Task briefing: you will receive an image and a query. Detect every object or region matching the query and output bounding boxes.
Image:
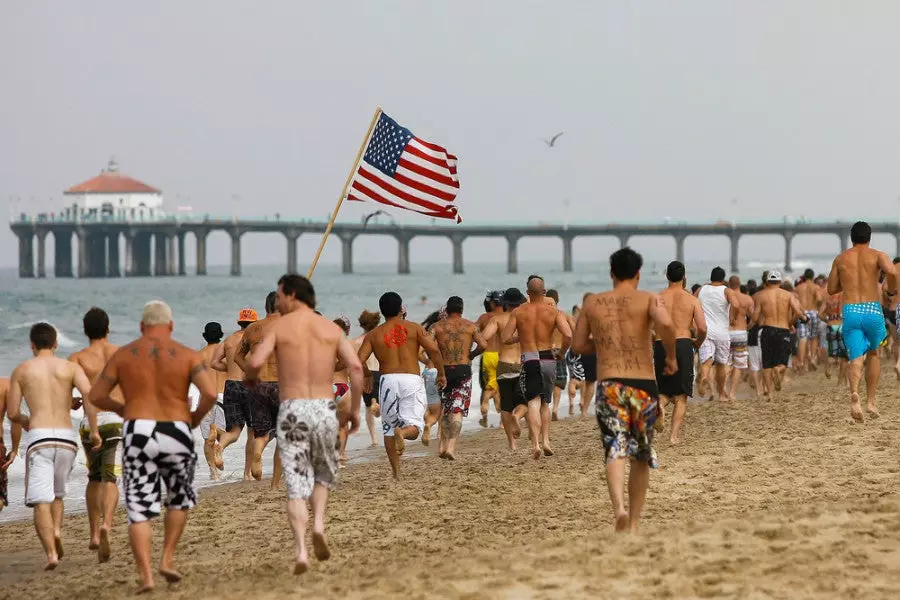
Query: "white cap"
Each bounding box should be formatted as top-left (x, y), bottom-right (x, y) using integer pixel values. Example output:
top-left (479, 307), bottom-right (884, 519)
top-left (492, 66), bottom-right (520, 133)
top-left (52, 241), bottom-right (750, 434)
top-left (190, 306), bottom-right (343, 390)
top-left (767, 271), bottom-right (783, 283)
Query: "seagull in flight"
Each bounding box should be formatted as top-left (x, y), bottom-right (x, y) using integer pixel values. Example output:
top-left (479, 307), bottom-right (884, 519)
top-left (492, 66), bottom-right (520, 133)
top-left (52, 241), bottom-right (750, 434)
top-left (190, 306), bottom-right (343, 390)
top-left (543, 132), bottom-right (564, 147)
top-left (362, 210), bottom-right (393, 228)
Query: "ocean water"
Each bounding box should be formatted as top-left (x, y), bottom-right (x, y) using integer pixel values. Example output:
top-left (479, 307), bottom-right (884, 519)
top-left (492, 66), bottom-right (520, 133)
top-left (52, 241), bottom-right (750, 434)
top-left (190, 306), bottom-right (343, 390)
top-left (0, 256), bottom-right (829, 523)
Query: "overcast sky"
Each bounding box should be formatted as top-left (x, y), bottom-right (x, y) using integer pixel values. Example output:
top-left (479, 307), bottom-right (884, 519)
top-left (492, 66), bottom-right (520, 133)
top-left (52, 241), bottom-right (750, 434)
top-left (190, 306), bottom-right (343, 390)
top-left (3, 1), bottom-right (900, 270)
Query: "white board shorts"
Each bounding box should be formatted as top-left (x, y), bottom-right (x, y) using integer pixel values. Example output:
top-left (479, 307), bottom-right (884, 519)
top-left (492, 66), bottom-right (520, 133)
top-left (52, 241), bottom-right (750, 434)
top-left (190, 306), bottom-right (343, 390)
top-left (748, 346), bottom-right (763, 373)
top-left (199, 394), bottom-right (226, 441)
top-left (25, 428), bottom-right (78, 507)
top-left (699, 338), bottom-right (731, 366)
top-left (378, 373), bottom-right (427, 437)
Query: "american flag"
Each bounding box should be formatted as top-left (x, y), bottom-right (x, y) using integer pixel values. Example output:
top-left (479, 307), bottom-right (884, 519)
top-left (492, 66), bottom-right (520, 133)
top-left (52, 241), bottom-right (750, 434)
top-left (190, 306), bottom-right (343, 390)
top-left (348, 112), bottom-right (461, 223)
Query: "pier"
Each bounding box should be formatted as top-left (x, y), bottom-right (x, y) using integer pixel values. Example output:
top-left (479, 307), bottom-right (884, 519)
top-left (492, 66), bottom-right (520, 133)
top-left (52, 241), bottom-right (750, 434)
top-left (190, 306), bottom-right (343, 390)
top-left (9, 215), bottom-right (900, 278)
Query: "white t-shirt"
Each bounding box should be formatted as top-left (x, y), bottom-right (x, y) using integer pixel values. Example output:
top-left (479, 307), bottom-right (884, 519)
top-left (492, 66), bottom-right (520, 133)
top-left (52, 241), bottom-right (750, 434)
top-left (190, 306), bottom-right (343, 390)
top-left (699, 284), bottom-right (731, 341)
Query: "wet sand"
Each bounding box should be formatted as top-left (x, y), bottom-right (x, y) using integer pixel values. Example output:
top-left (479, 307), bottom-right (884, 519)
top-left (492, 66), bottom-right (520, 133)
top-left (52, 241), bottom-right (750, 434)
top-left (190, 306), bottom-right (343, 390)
top-left (2, 369), bottom-right (900, 599)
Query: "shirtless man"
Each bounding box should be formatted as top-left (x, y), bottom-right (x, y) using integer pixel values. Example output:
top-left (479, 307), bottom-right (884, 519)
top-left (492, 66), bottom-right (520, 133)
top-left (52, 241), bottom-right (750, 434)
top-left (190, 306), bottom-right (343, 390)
top-left (7, 323), bottom-right (92, 570)
top-left (431, 296), bottom-right (487, 459)
top-left (545, 290), bottom-right (573, 420)
top-left (501, 275), bottom-right (573, 459)
top-left (726, 277), bottom-right (755, 401)
top-left (88, 301), bottom-right (217, 593)
top-left (198, 322), bottom-right (227, 480)
top-left (332, 316), bottom-right (352, 464)
top-left (697, 267), bottom-right (739, 401)
top-left (827, 221), bottom-right (897, 420)
top-left (475, 291), bottom-right (504, 427)
top-left (358, 292), bottom-right (445, 480)
top-left (819, 291), bottom-right (848, 384)
top-left (573, 248), bottom-right (677, 533)
top-left (211, 308), bottom-right (257, 479)
top-left (654, 262), bottom-right (707, 445)
top-left (565, 304), bottom-right (585, 416)
top-left (0, 378), bottom-right (22, 512)
top-left (884, 258), bottom-right (900, 377)
top-left (245, 275), bottom-right (363, 575)
top-left (795, 269), bottom-right (824, 374)
top-left (235, 292), bottom-right (281, 482)
top-left (481, 288), bottom-right (528, 450)
top-left (752, 271), bottom-right (806, 400)
top-left (353, 310), bottom-right (382, 446)
top-left (68, 308), bottom-right (124, 561)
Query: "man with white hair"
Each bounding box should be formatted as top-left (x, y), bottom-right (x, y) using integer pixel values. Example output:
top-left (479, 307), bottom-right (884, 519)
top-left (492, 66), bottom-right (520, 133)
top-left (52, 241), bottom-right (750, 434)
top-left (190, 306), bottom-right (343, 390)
top-left (88, 300), bottom-right (218, 594)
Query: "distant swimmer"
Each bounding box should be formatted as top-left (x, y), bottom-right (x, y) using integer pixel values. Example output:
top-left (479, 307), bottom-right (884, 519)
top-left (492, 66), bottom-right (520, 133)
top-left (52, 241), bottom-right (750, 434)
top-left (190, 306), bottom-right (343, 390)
top-left (752, 271), bottom-right (806, 400)
top-left (211, 308), bottom-right (258, 479)
top-left (501, 275), bottom-right (572, 459)
top-left (475, 291), bottom-right (504, 427)
top-left (353, 310), bottom-right (382, 447)
top-left (827, 221), bottom-right (897, 421)
top-left (573, 248), bottom-right (677, 533)
top-left (358, 292), bottom-right (445, 480)
top-left (726, 277), bottom-right (755, 402)
top-left (88, 301), bottom-right (217, 593)
top-left (7, 323), bottom-right (92, 570)
top-left (431, 296), bottom-right (487, 459)
top-left (235, 292), bottom-right (281, 483)
top-left (795, 269), bottom-right (825, 374)
top-left (246, 275), bottom-right (363, 576)
top-left (68, 308), bottom-right (124, 562)
top-left (480, 288), bottom-right (528, 450)
top-left (198, 322), bottom-right (227, 480)
top-left (697, 267), bottom-right (738, 401)
top-left (0, 377), bottom-right (21, 512)
top-left (654, 262), bottom-right (707, 445)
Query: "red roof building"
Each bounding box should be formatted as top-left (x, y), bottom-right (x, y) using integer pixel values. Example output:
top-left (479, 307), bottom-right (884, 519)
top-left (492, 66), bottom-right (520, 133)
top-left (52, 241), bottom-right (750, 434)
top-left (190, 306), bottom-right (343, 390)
top-left (64, 158), bottom-right (164, 217)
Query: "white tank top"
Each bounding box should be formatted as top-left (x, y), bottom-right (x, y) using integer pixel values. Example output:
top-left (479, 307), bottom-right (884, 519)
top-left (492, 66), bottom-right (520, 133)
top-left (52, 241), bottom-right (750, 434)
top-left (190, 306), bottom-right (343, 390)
top-left (699, 284), bottom-right (730, 341)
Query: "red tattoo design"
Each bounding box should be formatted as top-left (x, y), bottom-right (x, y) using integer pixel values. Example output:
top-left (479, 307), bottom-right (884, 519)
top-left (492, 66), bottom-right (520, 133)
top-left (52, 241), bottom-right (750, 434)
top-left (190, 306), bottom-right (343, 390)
top-left (383, 324), bottom-right (409, 348)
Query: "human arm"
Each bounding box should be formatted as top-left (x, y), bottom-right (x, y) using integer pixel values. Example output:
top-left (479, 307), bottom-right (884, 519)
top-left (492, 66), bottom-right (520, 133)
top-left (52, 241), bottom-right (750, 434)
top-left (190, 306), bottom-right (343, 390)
top-left (245, 330), bottom-right (276, 383)
top-left (692, 299), bottom-right (708, 349)
top-left (337, 338), bottom-right (363, 435)
top-left (419, 326), bottom-right (446, 388)
top-left (878, 252), bottom-right (897, 296)
top-left (88, 356), bottom-right (125, 416)
top-left (827, 258), bottom-right (841, 295)
top-left (555, 310), bottom-right (573, 355)
top-left (73, 363), bottom-right (102, 451)
top-left (6, 367), bottom-right (29, 430)
top-left (571, 307), bottom-right (593, 356)
top-left (789, 294), bottom-right (805, 322)
top-left (480, 318), bottom-right (498, 341)
top-left (190, 358), bottom-right (218, 429)
top-left (649, 295), bottom-right (678, 375)
top-left (233, 331), bottom-right (253, 373)
top-left (470, 326), bottom-right (489, 360)
top-left (357, 334), bottom-right (374, 393)
top-left (500, 313), bottom-right (518, 346)
top-left (0, 387), bottom-right (21, 470)
top-left (210, 342), bottom-right (227, 372)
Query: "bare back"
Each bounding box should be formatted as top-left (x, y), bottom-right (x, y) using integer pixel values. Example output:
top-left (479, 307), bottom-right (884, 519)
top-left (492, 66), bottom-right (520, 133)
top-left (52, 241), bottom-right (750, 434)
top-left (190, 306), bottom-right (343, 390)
top-left (222, 331), bottom-right (246, 380)
top-left (272, 311), bottom-right (343, 399)
top-left (432, 317), bottom-right (477, 366)
top-left (476, 312), bottom-right (502, 352)
top-left (200, 343), bottom-right (227, 394)
top-left (584, 289), bottom-right (655, 381)
top-left (756, 287), bottom-right (800, 329)
top-left (796, 280), bottom-right (820, 311)
top-left (831, 246), bottom-right (891, 304)
top-left (490, 313), bottom-right (520, 363)
top-left (513, 302), bottom-right (560, 353)
top-left (13, 357), bottom-right (84, 429)
top-left (367, 318), bottom-right (428, 375)
top-left (109, 336), bottom-right (203, 422)
top-left (70, 342), bottom-right (123, 402)
top-left (658, 287), bottom-right (699, 339)
top-left (241, 316), bottom-right (279, 382)
top-left (729, 292), bottom-right (754, 332)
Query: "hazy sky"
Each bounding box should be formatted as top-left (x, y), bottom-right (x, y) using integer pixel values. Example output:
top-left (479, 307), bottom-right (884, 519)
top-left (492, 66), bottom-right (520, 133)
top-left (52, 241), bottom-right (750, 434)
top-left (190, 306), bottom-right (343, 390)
top-left (3, 1), bottom-right (900, 270)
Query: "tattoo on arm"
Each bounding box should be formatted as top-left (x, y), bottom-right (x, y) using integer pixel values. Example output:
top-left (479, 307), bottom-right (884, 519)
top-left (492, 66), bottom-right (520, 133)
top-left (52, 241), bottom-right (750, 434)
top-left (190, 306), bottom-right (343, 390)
top-left (238, 340), bottom-right (251, 355)
top-left (98, 365), bottom-right (116, 384)
top-left (190, 363), bottom-right (208, 378)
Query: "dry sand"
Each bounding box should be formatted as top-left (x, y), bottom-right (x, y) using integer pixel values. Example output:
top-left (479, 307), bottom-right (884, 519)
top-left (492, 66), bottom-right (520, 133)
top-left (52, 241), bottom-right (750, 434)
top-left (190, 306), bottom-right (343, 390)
top-left (2, 368), bottom-right (900, 599)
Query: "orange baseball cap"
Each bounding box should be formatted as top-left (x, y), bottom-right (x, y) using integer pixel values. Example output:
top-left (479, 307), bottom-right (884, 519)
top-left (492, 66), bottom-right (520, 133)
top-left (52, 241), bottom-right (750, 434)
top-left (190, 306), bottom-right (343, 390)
top-left (238, 308), bottom-right (258, 323)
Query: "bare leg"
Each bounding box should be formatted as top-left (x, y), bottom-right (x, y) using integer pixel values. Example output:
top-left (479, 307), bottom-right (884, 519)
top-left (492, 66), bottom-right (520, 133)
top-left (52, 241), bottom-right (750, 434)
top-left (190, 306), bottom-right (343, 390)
top-left (848, 356), bottom-right (865, 421)
top-left (552, 386), bottom-right (561, 421)
top-left (567, 379), bottom-right (577, 415)
top-left (86, 480), bottom-right (101, 549)
top-left (286, 498), bottom-right (309, 573)
top-left (243, 429), bottom-right (255, 480)
top-left (98, 481), bottom-right (118, 562)
top-left (864, 351), bottom-right (881, 416)
top-left (698, 360), bottom-right (712, 397)
top-left (715, 363), bottom-right (728, 401)
top-left (129, 521), bottom-right (154, 591)
top-left (310, 484), bottom-right (331, 561)
top-left (365, 406), bottom-right (377, 446)
top-left (203, 437), bottom-right (219, 480)
top-left (34, 503), bottom-right (59, 570)
top-left (540, 402), bottom-right (553, 455)
top-left (762, 368), bottom-right (774, 399)
top-left (526, 398), bottom-right (542, 459)
top-left (384, 436), bottom-right (401, 480)
top-left (581, 381), bottom-right (596, 417)
top-left (796, 339), bottom-right (808, 374)
top-left (728, 367), bottom-right (742, 401)
top-left (655, 395), bottom-right (668, 432)
top-left (670, 396), bottom-right (687, 444)
top-left (749, 369), bottom-right (762, 397)
top-left (606, 457), bottom-right (629, 532)
top-left (500, 411), bottom-right (518, 450)
top-left (479, 388), bottom-right (491, 427)
top-left (271, 447), bottom-right (282, 490)
top-left (250, 431), bottom-right (271, 481)
top-left (217, 425), bottom-right (242, 451)
top-left (51, 497), bottom-right (64, 559)
top-left (438, 412), bottom-right (450, 457)
top-left (627, 460), bottom-right (650, 532)
top-left (159, 509), bottom-right (188, 583)
top-left (444, 413), bottom-right (463, 459)
top-left (423, 405), bottom-right (440, 447)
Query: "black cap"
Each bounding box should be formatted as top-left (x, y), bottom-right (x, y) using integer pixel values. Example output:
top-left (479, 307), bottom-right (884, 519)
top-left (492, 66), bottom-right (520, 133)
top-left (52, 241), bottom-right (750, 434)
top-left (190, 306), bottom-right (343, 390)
top-left (487, 290), bottom-right (504, 302)
top-left (202, 322), bottom-right (224, 343)
top-left (502, 287), bottom-right (527, 307)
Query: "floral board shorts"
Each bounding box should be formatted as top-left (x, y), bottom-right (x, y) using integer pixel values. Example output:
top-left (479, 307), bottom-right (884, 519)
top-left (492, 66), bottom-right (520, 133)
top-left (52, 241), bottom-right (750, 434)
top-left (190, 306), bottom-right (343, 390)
top-left (441, 364), bottom-right (473, 416)
top-left (595, 380), bottom-right (659, 469)
top-left (276, 399), bottom-right (340, 501)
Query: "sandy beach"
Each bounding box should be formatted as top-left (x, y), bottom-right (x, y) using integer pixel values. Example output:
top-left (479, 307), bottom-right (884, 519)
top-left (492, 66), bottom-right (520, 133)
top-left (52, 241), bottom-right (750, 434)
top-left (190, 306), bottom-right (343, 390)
top-left (2, 368), bottom-right (900, 599)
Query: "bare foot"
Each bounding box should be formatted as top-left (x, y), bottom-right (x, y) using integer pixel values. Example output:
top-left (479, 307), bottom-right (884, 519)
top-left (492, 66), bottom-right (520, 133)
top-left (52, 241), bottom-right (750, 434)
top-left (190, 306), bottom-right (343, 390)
top-left (44, 557), bottom-right (58, 571)
top-left (369, 441), bottom-right (378, 448)
top-left (98, 529), bottom-right (111, 563)
top-left (551, 412), bottom-right (558, 422)
top-left (438, 451), bottom-right (447, 460)
top-left (824, 369), bottom-right (832, 379)
top-left (136, 583), bottom-right (155, 595)
top-left (158, 568), bottom-right (182, 584)
top-left (850, 393), bottom-right (864, 422)
top-left (89, 540), bottom-right (99, 551)
top-left (214, 443), bottom-right (224, 470)
top-left (614, 512), bottom-right (630, 532)
top-left (867, 404), bottom-right (881, 419)
top-left (445, 452), bottom-right (455, 461)
top-left (669, 437), bottom-right (680, 446)
top-left (478, 416), bottom-right (488, 428)
top-left (542, 445), bottom-right (554, 457)
top-left (774, 377), bottom-right (782, 392)
top-left (532, 448), bottom-right (541, 460)
top-left (421, 426), bottom-right (431, 446)
top-left (511, 420), bottom-right (521, 439)
top-left (393, 431), bottom-right (405, 456)
top-left (371, 404), bottom-right (381, 418)
top-left (54, 537), bottom-right (64, 560)
top-left (293, 561), bottom-right (309, 576)
top-left (312, 531), bottom-right (331, 561)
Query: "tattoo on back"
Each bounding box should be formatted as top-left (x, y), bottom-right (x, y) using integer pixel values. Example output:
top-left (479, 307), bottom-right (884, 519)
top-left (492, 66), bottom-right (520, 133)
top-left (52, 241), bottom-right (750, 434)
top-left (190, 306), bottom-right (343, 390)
top-left (130, 347), bottom-right (140, 357)
top-left (149, 346), bottom-right (160, 359)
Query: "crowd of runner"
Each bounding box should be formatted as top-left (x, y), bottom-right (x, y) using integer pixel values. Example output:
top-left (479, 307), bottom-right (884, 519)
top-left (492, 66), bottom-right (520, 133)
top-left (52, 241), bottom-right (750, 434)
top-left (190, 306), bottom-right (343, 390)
top-left (0, 220), bottom-right (897, 592)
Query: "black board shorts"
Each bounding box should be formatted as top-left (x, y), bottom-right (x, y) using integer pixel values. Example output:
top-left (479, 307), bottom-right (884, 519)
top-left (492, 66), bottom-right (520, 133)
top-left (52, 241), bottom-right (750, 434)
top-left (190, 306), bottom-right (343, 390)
top-left (653, 339), bottom-right (694, 398)
top-left (760, 326), bottom-right (792, 369)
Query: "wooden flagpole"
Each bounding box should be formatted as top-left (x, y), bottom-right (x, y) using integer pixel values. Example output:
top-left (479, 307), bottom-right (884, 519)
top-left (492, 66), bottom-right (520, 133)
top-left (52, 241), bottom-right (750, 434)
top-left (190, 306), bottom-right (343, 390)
top-left (306, 106), bottom-right (383, 279)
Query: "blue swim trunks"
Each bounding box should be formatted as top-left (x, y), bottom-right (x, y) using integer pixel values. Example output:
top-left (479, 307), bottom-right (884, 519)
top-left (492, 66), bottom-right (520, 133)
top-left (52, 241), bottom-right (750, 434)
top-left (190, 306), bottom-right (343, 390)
top-left (841, 302), bottom-right (886, 361)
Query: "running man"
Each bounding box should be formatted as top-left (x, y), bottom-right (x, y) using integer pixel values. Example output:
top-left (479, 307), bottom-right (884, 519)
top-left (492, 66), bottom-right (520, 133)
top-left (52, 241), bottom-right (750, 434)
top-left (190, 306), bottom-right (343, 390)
top-left (654, 261), bottom-right (706, 445)
top-left (576, 293), bottom-right (599, 417)
top-left (726, 277), bottom-right (755, 401)
top-left (501, 275), bottom-right (573, 459)
top-left (827, 221), bottom-right (897, 420)
top-left (198, 322), bottom-right (227, 480)
top-left (572, 248), bottom-right (677, 533)
top-left (358, 292), bottom-right (445, 480)
top-left (431, 296), bottom-right (487, 459)
top-left (353, 310), bottom-right (382, 447)
top-left (884, 258), bottom-right (900, 378)
top-left (88, 301), bottom-right (217, 593)
top-left (420, 310), bottom-right (443, 446)
top-left (68, 307), bottom-right (123, 562)
top-left (546, 289), bottom-right (571, 421)
top-left (246, 275), bottom-right (362, 575)
top-left (697, 267), bottom-right (738, 401)
top-left (752, 271), bottom-right (806, 400)
top-left (7, 323), bottom-right (92, 570)
top-left (566, 304), bottom-right (584, 416)
top-left (235, 292), bottom-right (281, 482)
top-left (481, 288), bottom-right (528, 450)
top-left (475, 291), bottom-right (504, 427)
top-left (0, 377), bottom-right (22, 512)
top-left (820, 291), bottom-right (849, 384)
top-left (795, 269), bottom-right (824, 374)
top-left (211, 308), bottom-right (257, 479)
top-left (332, 316), bottom-right (352, 464)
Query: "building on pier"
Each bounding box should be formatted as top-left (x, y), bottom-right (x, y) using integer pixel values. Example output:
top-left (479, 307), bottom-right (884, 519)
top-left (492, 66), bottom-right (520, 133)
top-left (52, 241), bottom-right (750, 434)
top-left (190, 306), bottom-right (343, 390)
top-left (62, 158), bottom-right (163, 221)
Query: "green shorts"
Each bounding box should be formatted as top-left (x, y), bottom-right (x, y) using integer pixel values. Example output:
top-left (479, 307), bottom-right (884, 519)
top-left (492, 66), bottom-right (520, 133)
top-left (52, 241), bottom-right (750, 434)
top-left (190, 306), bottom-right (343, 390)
top-left (80, 423), bottom-right (123, 483)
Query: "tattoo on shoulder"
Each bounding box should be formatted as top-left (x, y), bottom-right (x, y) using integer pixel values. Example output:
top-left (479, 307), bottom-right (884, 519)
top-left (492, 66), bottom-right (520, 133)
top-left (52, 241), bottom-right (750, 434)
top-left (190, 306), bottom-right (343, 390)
top-left (130, 347), bottom-right (140, 357)
top-left (168, 348), bottom-right (177, 358)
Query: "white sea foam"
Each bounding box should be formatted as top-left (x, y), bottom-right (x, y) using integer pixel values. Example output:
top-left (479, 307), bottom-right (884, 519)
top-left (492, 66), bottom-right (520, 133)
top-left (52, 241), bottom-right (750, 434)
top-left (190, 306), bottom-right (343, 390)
top-left (6, 320), bottom-right (79, 348)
